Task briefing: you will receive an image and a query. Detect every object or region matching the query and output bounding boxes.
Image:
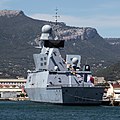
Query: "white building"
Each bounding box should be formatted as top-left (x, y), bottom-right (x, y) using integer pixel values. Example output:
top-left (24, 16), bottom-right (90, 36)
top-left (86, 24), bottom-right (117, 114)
top-left (0, 78), bottom-right (26, 99)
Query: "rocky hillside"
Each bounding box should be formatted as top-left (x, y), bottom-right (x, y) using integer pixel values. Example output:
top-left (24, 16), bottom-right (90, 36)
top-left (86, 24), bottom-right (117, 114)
top-left (105, 38), bottom-right (120, 46)
top-left (0, 10), bottom-right (120, 79)
top-left (96, 61), bottom-right (120, 81)
top-left (96, 38), bottom-right (120, 80)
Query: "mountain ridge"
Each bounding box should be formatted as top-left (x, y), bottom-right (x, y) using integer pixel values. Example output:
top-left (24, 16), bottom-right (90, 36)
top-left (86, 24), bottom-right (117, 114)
top-left (0, 10), bottom-right (120, 79)
top-left (0, 10), bottom-right (24, 17)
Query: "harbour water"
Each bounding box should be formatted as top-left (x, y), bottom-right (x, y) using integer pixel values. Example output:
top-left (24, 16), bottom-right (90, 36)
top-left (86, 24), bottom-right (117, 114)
top-left (0, 101), bottom-right (120, 120)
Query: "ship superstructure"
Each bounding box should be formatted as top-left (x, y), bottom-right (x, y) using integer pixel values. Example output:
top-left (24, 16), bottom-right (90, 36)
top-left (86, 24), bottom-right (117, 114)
top-left (25, 25), bottom-right (104, 105)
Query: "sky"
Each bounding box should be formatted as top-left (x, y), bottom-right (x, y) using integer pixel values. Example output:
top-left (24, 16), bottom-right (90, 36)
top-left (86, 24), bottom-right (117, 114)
top-left (0, 0), bottom-right (120, 38)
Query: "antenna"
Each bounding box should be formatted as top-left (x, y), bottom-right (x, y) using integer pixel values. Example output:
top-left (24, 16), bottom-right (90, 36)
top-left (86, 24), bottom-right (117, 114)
top-left (53, 7), bottom-right (60, 25)
top-left (53, 8), bottom-right (60, 39)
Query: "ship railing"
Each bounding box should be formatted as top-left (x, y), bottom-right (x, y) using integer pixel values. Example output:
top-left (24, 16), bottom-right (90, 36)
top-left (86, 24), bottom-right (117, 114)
top-left (47, 83), bottom-right (104, 88)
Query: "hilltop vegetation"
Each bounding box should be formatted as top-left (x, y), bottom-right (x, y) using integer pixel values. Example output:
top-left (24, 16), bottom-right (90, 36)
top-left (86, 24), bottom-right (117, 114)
top-left (95, 61), bottom-right (120, 80)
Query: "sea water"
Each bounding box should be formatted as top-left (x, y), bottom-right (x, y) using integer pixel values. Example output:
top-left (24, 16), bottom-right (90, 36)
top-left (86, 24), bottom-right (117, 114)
top-left (0, 101), bottom-right (120, 120)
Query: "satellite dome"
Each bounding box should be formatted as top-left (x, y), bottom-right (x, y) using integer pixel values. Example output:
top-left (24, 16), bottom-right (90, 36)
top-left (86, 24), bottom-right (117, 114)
top-left (42, 25), bottom-right (52, 33)
top-left (72, 57), bottom-right (78, 64)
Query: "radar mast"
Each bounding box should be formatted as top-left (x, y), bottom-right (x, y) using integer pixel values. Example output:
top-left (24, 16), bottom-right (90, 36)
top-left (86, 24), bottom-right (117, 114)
top-left (53, 7), bottom-right (60, 25)
top-left (53, 8), bottom-right (60, 39)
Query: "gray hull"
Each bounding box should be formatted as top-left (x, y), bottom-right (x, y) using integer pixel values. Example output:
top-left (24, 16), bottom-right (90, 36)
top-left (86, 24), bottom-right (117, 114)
top-left (26, 86), bottom-right (104, 105)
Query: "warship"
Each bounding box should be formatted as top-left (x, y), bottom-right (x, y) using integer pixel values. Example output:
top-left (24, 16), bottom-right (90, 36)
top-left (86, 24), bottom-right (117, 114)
top-left (25, 24), bottom-right (104, 105)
